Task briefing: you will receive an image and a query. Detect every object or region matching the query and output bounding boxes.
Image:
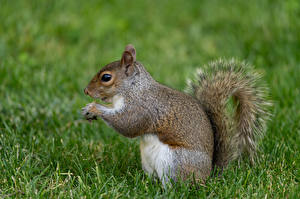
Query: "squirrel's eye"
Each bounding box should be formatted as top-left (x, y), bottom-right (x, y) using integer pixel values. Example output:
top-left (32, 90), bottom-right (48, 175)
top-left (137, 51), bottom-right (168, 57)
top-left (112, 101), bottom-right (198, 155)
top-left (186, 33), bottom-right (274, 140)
top-left (101, 74), bottom-right (112, 82)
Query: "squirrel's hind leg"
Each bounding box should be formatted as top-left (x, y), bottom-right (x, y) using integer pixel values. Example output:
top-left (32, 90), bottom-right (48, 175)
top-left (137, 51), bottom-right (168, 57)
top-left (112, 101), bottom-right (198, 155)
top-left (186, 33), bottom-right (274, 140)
top-left (172, 149), bottom-right (212, 183)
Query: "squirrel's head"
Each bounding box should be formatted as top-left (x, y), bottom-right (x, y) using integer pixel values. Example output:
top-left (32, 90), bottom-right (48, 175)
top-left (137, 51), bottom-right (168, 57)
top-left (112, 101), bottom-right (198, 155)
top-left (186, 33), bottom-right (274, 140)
top-left (84, 44), bottom-right (138, 103)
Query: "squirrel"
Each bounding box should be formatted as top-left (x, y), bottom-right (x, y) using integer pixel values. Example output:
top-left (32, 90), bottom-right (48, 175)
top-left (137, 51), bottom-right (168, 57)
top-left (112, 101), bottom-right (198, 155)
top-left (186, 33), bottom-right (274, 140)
top-left (82, 44), bottom-right (270, 185)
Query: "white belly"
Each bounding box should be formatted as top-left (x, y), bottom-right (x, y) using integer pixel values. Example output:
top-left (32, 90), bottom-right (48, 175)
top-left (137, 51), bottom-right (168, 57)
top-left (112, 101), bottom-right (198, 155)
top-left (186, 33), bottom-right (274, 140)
top-left (140, 134), bottom-right (173, 182)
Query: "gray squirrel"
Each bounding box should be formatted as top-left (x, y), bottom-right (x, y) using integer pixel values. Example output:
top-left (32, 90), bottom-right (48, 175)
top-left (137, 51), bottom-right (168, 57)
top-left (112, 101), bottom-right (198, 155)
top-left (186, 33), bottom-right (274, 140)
top-left (82, 44), bottom-right (270, 185)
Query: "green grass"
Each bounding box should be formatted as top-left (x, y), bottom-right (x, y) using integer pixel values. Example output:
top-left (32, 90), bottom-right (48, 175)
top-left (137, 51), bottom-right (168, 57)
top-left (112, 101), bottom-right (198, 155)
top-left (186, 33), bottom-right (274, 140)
top-left (0, 0), bottom-right (299, 198)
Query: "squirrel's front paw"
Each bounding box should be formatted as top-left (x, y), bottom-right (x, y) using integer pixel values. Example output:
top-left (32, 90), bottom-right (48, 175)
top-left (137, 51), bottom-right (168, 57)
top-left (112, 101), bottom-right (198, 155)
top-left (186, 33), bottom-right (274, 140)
top-left (82, 102), bottom-right (99, 121)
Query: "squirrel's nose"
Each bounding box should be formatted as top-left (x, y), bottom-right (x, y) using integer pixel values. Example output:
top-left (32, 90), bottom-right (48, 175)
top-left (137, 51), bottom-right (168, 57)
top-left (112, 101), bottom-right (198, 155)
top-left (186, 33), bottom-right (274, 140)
top-left (84, 88), bottom-right (90, 96)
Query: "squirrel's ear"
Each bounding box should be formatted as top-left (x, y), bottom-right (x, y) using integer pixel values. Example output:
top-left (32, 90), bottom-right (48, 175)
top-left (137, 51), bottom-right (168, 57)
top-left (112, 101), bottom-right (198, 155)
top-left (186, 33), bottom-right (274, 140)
top-left (121, 44), bottom-right (136, 66)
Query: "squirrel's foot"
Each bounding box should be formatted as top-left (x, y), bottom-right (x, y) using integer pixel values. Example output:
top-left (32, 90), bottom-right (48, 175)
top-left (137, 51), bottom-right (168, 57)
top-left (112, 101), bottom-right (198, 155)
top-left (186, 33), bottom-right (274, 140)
top-left (82, 102), bottom-right (101, 121)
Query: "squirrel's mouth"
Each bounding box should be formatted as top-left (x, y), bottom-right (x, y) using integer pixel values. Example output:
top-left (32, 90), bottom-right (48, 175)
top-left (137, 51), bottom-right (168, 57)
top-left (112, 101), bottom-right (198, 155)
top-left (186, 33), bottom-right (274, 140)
top-left (91, 93), bottom-right (114, 106)
top-left (101, 97), bottom-right (113, 103)
top-left (101, 97), bottom-right (108, 101)
top-left (94, 96), bottom-right (113, 104)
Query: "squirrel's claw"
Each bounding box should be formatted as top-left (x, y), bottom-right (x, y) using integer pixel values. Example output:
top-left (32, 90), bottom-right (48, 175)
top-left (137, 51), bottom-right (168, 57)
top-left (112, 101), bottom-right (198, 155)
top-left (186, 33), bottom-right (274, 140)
top-left (82, 103), bottom-right (99, 121)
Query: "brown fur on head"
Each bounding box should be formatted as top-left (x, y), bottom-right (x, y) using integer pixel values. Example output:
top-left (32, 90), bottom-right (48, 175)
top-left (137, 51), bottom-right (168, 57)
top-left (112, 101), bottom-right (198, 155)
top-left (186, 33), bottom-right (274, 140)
top-left (84, 44), bottom-right (137, 102)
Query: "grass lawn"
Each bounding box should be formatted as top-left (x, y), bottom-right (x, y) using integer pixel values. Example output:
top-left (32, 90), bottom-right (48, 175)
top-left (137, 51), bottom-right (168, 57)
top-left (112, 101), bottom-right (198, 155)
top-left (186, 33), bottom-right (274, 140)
top-left (0, 0), bottom-right (299, 198)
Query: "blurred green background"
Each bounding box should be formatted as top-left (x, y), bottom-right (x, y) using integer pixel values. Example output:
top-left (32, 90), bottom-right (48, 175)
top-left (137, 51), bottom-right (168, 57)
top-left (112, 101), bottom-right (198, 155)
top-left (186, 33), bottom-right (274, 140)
top-left (0, 0), bottom-right (299, 198)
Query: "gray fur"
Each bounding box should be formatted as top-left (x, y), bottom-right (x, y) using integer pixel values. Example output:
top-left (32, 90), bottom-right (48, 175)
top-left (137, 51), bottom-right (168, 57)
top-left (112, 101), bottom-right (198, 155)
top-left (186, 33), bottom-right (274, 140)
top-left (186, 58), bottom-right (271, 167)
top-left (82, 45), bottom-right (271, 184)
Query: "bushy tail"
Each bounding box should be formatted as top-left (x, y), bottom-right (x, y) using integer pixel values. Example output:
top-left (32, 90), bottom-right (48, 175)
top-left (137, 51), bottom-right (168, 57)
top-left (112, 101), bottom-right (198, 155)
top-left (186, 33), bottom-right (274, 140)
top-left (186, 59), bottom-right (271, 168)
